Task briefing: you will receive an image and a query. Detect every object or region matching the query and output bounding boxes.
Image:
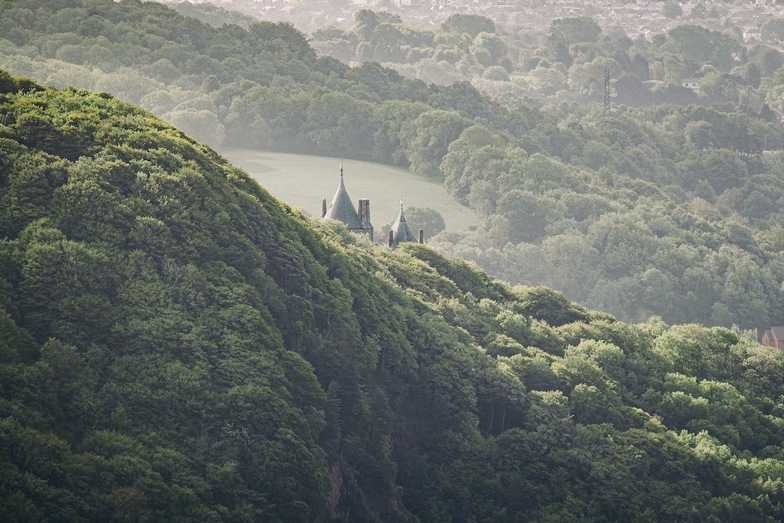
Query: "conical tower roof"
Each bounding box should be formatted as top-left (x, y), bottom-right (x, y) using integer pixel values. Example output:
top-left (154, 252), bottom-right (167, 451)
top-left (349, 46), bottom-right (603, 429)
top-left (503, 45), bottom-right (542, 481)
top-left (323, 166), bottom-right (362, 230)
top-left (389, 201), bottom-right (416, 249)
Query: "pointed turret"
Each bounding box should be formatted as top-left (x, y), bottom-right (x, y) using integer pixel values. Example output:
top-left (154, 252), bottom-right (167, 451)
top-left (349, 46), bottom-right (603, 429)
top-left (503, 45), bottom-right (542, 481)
top-left (388, 200), bottom-right (417, 249)
top-left (323, 164), bottom-right (362, 230)
top-left (322, 164), bottom-right (373, 240)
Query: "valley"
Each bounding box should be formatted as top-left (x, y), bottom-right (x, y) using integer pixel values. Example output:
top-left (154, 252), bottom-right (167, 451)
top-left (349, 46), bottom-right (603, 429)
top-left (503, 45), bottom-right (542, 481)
top-left (221, 148), bottom-right (479, 233)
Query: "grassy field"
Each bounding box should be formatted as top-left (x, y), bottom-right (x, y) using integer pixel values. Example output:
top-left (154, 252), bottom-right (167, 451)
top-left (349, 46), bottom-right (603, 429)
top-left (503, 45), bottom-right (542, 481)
top-left (220, 148), bottom-right (478, 233)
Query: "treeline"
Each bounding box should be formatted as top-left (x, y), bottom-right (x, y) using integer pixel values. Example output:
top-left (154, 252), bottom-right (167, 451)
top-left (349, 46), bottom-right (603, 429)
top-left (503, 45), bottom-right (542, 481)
top-left (3, 0), bottom-right (784, 330)
top-left (2, 70), bottom-right (784, 522)
top-left (0, 0), bottom-right (448, 151)
top-left (308, 10), bottom-right (784, 332)
top-left (430, 107), bottom-right (784, 331)
top-left (313, 10), bottom-right (783, 110)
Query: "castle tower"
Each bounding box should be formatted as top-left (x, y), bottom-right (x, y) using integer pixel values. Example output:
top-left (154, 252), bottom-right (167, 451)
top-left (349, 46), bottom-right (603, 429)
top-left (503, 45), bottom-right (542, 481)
top-left (357, 198), bottom-right (373, 240)
top-left (388, 200), bottom-right (417, 249)
top-left (322, 164), bottom-right (373, 240)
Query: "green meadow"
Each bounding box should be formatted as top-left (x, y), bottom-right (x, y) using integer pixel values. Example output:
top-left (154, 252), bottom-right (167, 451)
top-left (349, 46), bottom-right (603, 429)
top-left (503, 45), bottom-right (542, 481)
top-left (221, 148), bottom-right (478, 233)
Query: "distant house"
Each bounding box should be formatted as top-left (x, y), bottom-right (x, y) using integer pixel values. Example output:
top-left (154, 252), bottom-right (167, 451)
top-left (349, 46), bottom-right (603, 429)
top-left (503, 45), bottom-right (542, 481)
top-left (761, 327), bottom-right (784, 350)
top-left (682, 77), bottom-right (701, 90)
top-left (743, 28), bottom-right (762, 42)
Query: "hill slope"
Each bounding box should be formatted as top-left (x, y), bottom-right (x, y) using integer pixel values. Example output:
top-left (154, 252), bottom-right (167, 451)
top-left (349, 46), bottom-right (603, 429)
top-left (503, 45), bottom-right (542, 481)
top-left (4, 0), bottom-right (784, 331)
top-left (219, 148), bottom-right (478, 232)
top-left (1, 72), bottom-right (784, 521)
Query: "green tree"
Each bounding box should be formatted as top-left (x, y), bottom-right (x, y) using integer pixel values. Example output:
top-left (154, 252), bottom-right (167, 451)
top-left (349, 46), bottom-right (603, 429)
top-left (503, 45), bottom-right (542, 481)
top-left (549, 17), bottom-right (602, 47)
top-left (441, 14), bottom-right (495, 38)
top-left (400, 109), bottom-right (471, 180)
top-left (403, 207), bottom-right (446, 238)
top-left (441, 126), bottom-right (508, 203)
top-left (663, 2), bottom-right (683, 19)
top-left (761, 18), bottom-right (784, 44)
top-left (666, 25), bottom-right (742, 72)
top-left (470, 32), bottom-right (508, 67)
top-left (306, 92), bottom-right (375, 159)
top-left (495, 190), bottom-right (557, 243)
top-left (371, 99), bottom-right (429, 164)
top-left (680, 149), bottom-right (748, 194)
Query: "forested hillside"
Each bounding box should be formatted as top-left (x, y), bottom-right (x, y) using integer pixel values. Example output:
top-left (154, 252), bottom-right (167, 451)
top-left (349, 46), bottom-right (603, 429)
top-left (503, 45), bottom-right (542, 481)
top-left (2, 70), bottom-right (784, 521)
top-left (2, 0), bottom-right (784, 330)
top-left (0, 0), bottom-right (784, 330)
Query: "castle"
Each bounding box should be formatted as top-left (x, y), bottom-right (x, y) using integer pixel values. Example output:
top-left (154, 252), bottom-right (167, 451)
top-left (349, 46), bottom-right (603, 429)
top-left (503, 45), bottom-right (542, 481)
top-left (321, 165), bottom-right (423, 249)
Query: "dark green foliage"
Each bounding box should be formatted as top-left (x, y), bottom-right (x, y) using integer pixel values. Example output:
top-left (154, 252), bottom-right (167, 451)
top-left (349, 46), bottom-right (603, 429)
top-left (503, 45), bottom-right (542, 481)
top-left (0, 76), bottom-right (336, 521)
top-left (7, 0), bottom-right (784, 331)
top-left (441, 14), bottom-right (495, 38)
top-left (401, 206), bottom-right (446, 237)
top-left (400, 242), bottom-right (513, 302)
top-left (2, 48), bottom-right (784, 523)
top-left (512, 286), bottom-right (590, 327)
top-left (550, 16), bottom-right (603, 47)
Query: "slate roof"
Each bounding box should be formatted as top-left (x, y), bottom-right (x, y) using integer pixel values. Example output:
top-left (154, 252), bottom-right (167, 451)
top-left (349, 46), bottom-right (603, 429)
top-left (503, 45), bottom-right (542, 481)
top-left (324, 170), bottom-right (362, 230)
top-left (389, 202), bottom-right (417, 249)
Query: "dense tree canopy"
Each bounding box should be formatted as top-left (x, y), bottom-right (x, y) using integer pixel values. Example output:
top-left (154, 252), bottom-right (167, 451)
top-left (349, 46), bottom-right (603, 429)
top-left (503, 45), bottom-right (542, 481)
top-left (1, 70), bottom-right (784, 522)
top-left (3, 1), bottom-right (784, 342)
